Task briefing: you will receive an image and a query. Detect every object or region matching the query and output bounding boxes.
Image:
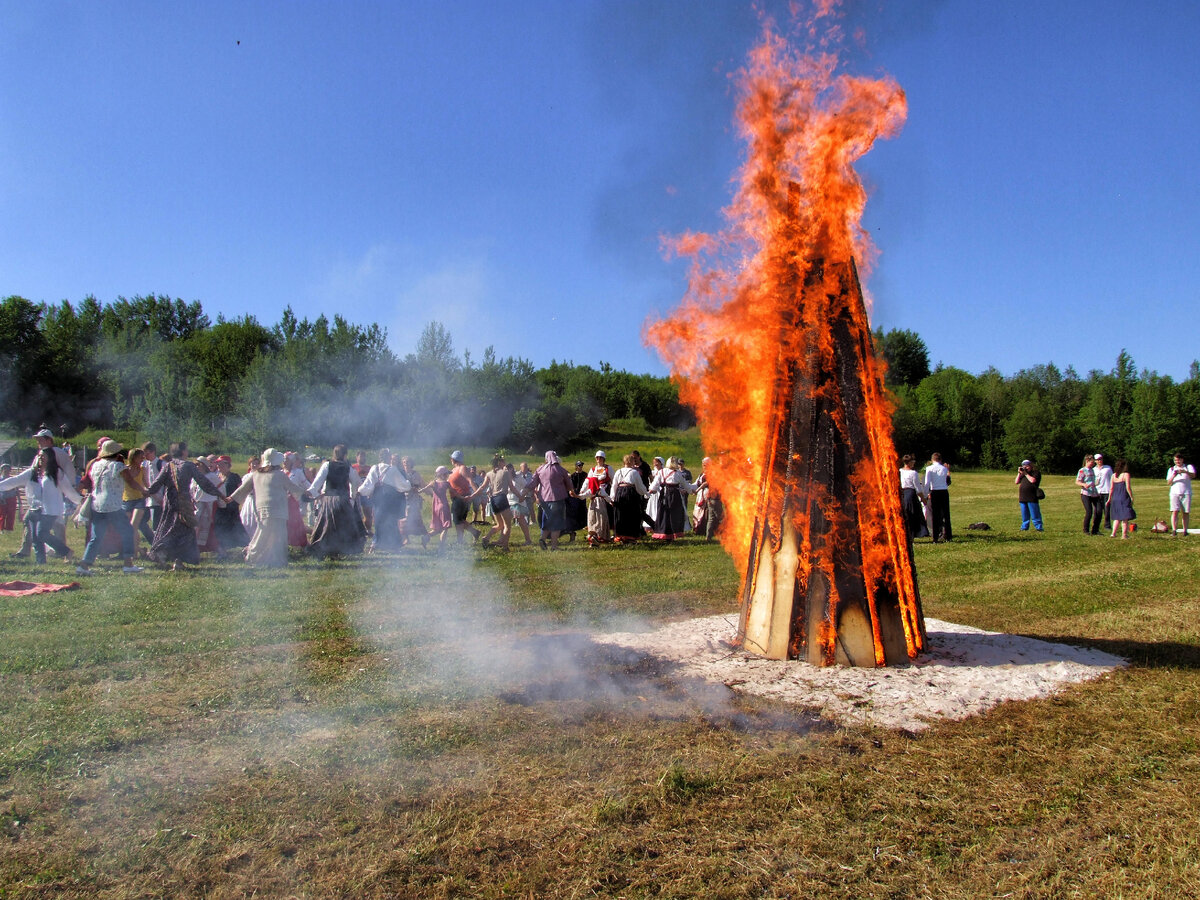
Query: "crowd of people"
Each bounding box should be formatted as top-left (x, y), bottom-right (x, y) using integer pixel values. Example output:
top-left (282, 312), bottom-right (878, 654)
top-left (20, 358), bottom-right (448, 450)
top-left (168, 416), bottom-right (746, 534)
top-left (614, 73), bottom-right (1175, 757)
top-left (0, 429), bottom-right (724, 573)
top-left (3, 426), bottom-right (1192, 574)
top-left (898, 450), bottom-right (1195, 540)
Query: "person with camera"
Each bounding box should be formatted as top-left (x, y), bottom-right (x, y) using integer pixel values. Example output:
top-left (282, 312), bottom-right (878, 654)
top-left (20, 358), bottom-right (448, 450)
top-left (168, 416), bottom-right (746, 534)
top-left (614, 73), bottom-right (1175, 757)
top-left (1166, 452), bottom-right (1194, 536)
top-left (1015, 459), bottom-right (1044, 532)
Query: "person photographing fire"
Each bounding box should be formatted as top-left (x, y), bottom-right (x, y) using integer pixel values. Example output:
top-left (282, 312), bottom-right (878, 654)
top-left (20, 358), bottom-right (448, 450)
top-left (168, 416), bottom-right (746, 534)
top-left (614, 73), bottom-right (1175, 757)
top-left (1166, 453), bottom-right (1194, 536)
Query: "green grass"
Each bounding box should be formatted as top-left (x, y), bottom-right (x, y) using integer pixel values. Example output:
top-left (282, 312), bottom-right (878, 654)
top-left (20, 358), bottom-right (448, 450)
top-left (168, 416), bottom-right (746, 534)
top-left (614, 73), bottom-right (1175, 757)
top-left (0, 469), bottom-right (1198, 897)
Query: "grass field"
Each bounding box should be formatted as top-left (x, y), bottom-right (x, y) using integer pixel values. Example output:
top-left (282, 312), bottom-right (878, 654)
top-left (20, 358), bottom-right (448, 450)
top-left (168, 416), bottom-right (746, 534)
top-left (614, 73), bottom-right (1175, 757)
top-left (0, 466), bottom-right (1198, 898)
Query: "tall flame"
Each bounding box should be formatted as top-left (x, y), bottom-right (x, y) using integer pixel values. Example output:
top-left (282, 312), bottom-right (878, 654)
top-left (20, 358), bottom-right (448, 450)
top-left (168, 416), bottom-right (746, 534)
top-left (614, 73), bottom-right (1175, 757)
top-left (647, 17), bottom-right (906, 580)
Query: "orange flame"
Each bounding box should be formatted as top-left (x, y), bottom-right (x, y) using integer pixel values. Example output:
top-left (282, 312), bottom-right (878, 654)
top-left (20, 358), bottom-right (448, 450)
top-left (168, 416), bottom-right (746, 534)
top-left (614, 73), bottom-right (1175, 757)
top-left (647, 18), bottom-right (905, 576)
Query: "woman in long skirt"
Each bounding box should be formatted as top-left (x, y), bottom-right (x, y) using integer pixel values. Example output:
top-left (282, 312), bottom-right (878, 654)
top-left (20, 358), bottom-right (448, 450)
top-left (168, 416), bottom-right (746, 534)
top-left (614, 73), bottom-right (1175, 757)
top-left (610, 454), bottom-right (649, 543)
top-left (649, 458), bottom-right (698, 541)
top-left (306, 444), bottom-right (367, 558)
top-left (400, 457), bottom-right (430, 548)
top-left (145, 443), bottom-right (223, 568)
top-left (899, 455), bottom-right (929, 539)
top-left (228, 449), bottom-right (310, 567)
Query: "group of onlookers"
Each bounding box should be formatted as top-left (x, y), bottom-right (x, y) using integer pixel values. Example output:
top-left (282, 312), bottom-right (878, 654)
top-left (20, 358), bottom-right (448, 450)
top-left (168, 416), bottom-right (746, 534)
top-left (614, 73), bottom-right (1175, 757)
top-left (897, 450), bottom-right (1195, 540)
top-left (1074, 452), bottom-right (1194, 539)
top-left (899, 452), bottom-right (953, 542)
top-left (0, 429), bottom-right (722, 573)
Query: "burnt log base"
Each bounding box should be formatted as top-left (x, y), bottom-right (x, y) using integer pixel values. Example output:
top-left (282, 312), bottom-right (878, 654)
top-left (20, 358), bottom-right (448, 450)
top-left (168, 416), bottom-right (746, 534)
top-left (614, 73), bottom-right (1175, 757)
top-left (736, 257), bottom-right (925, 667)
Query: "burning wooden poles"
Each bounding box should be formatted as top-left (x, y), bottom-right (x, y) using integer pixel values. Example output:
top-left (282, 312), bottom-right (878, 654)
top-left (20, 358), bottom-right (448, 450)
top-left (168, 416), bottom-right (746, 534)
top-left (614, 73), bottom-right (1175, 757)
top-left (736, 187), bottom-right (925, 667)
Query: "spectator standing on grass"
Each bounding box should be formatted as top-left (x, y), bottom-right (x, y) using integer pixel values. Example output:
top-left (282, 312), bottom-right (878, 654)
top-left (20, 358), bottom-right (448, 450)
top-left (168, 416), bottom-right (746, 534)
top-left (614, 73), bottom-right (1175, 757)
top-left (228, 449), bottom-right (309, 567)
top-left (1166, 453), bottom-right (1194, 536)
top-left (1094, 453), bottom-right (1114, 530)
top-left (1108, 458), bottom-right (1136, 539)
top-left (531, 450), bottom-right (575, 550)
top-left (922, 452), bottom-right (952, 542)
top-left (1075, 454), bottom-right (1103, 535)
top-left (75, 440), bottom-right (143, 576)
top-left (899, 455), bottom-right (929, 539)
top-left (1015, 459), bottom-right (1044, 533)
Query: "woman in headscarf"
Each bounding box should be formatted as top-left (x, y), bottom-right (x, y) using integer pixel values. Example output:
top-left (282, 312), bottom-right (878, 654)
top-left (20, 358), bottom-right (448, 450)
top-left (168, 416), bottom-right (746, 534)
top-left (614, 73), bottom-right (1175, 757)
top-left (145, 441), bottom-right (223, 569)
top-left (306, 443), bottom-right (367, 558)
top-left (610, 453), bottom-right (649, 543)
top-left (530, 451), bottom-right (576, 550)
top-left (228, 449), bottom-right (310, 567)
top-left (648, 457), bottom-right (699, 541)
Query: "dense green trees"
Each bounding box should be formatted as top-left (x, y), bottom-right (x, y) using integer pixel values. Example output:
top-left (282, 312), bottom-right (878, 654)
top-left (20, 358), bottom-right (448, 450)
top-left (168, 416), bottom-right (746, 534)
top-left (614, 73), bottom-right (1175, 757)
top-left (2, 293), bottom-right (1194, 474)
top-left (0, 295), bottom-right (689, 454)
top-left (887, 352), bottom-right (1200, 475)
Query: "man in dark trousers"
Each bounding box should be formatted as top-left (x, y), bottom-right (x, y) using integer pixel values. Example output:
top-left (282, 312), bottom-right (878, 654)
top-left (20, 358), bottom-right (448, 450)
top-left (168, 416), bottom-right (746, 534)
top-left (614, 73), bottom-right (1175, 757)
top-left (922, 452), bottom-right (953, 542)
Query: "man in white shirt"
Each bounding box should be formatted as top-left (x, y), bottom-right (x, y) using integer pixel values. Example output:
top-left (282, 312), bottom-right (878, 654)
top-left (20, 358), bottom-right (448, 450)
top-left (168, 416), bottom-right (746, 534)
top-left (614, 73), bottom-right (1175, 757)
top-left (922, 452), bottom-right (952, 542)
top-left (1167, 453), bottom-right (1195, 536)
top-left (359, 452), bottom-right (411, 550)
top-left (1093, 453), bottom-right (1114, 533)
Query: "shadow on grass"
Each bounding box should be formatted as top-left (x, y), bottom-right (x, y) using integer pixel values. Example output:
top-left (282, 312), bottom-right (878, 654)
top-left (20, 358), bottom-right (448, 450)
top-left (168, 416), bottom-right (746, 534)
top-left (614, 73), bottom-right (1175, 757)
top-left (1017, 633), bottom-right (1200, 670)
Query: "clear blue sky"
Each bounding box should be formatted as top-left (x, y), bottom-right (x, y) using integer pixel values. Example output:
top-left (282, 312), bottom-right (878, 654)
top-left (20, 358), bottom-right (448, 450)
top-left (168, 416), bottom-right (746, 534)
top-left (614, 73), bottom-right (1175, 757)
top-left (2, 1), bottom-right (1197, 379)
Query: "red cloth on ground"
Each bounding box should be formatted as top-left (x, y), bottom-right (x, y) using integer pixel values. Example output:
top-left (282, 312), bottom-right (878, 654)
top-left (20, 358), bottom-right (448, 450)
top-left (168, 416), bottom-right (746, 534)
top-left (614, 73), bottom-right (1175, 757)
top-left (0, 581), bottom-right (81, 596)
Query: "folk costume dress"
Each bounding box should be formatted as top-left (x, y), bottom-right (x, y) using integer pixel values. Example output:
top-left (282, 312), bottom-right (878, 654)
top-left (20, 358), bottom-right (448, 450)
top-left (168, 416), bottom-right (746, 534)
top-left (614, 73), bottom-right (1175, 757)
top-left (285, 466), bottom-right (311, 548)
top-left (579, 467), bottom-right (613, 544)
top-left (610, 465), bottom-right (649, 542)
top-left (146, 459), bottom-right (222, 565)
top-left (213, 470), bottom-right (248, 552)
top-left (307, 459), bottom-right (367, 558)
top-left (228, 469), bottom-right (309, 567)
top-left (649, 468), bottom-right (698, 541)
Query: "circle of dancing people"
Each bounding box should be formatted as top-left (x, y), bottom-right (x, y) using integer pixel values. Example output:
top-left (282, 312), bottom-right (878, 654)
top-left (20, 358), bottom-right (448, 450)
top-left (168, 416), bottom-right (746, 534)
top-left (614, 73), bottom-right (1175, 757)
top-left (0, 429), bottom-right (726, 574)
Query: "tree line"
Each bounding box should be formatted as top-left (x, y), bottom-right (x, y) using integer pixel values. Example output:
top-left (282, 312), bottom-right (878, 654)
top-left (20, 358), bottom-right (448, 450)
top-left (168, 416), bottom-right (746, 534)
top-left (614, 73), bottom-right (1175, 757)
top-left (2, 294), bottom-right (1196, 474)
top-left (875, 328), bottom-right (1200, 476)
top-left (0, 294), bottom-right (690, 453)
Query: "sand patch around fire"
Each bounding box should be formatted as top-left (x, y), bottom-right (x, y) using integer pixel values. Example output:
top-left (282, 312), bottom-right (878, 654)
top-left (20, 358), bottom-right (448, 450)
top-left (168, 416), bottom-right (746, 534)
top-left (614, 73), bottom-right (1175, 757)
top-left (594, 615), bottom-right (1127, 732)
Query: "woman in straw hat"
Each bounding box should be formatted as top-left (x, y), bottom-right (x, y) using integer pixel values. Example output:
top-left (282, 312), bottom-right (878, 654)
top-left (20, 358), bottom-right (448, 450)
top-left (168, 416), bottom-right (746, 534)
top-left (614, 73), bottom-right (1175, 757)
top-left (228, 448), bottom-right (310, 567)
top-left (75, 440), bottom-right (144, 575)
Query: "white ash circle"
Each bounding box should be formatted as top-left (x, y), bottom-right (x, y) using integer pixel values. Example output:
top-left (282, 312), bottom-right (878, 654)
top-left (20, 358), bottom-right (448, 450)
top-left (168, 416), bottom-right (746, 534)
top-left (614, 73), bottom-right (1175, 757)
top-left (594, 615), bottom-right (1126, 732)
